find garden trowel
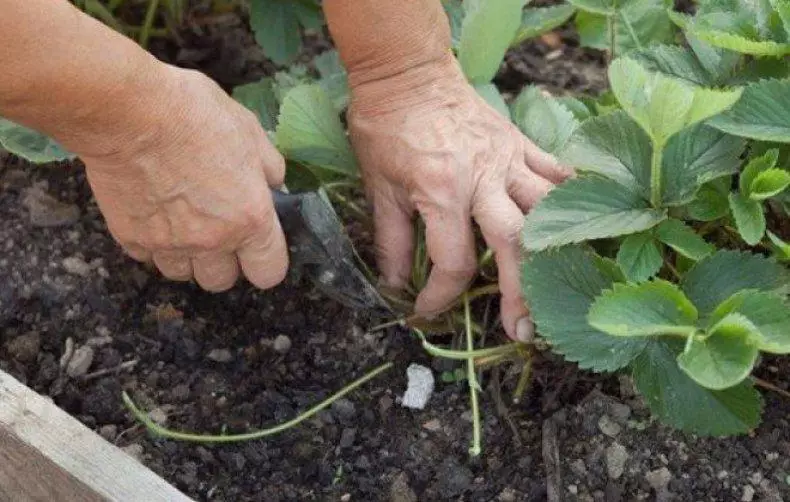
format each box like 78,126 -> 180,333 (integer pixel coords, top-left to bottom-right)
271,188 -> 391,313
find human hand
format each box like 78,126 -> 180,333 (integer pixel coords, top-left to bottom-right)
79,66 -> 289,292
347,56 -> 571,342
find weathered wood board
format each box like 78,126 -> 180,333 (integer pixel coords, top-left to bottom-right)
0,369 -> 193,502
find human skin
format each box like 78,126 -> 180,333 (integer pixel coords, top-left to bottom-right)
0,0 -> 568,341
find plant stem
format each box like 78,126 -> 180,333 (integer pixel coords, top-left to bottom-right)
620,11 -> 642,51
122,362 -> 393,443
650,143 -> 664,208
415,329 -> 519,361
464,293 -> 482,457
512,354 -> 533,404
139,0 -> 161,48
753,376 -> 790,400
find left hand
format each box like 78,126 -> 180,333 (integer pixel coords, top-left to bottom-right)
346,55 -> 572,342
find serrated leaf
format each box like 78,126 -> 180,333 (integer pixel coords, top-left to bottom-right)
291,0 -> 324,30
512,87 -> 578,154
616,232 -> 663,282
681,249 -> 790,316
521,176 -> 666,251
750,169 -> 790,199
677,313 -> 760,390
609,57 -> 743,145
655,219 -> 715,260
662,124 -> 745,205
670,11 -> 790,56
521,245 -> 649,371
511,5 -> 577,46
588,279 -> 699,337
474,83 -> 511,119
686,177 -> 732,221
232,78 -> 280,131
557,97 -> 594,121
575,2 -> 676,55
458,0 -> 527,83
708,79 -> 790,142
275,85 -> 359,179
709,290 -> 790,353
249,0 -> 303,65
629,43 -> 740,86
314,50 -> 350,112
728,192 -> 766,245
632,339 -> 762,436
740,148 -> 779,196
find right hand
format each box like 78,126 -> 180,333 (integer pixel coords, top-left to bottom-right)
79,66 -> 289,292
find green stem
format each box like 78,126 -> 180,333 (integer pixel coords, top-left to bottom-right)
650,143 -> 664,208
122,362 -> 393,443
512,355 -> 533,404
139,0 -> 161,48
416,329 -> 520,361
619,11 -> 642,51
464,293 -> 482,457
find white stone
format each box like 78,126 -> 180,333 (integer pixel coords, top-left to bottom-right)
400,364 -> 434,410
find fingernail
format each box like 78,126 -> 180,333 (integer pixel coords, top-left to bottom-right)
516,317 -> 534,343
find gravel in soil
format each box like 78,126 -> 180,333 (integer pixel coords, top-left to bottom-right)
4,9 -> 790,502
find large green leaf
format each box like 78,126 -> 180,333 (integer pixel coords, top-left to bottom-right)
661,124 -> 745,205
511,5 -> 577,45
560,111 -> 652,197
588,280 -> 699,337
521,175 -> 666,251
474,83 -> 511,119
681,250 -> 790,316
249,0 -> 319,65
521,245 -> 649,371
575,0 -> 676,55
632,339 -> 762,436
728,192 -> 766,245
670,10 -> 790,56
677,314 -> 760,390
609,57 -> 743,145
708,79 -> 790,142
314,50 -> 350,112
708,290 -> 790,353
511,87 -> 578,154
232,78 -> 280,131
655,219 -> 715,260
0,119 -> 75,163
686,177 -> 732,221
275,84 -> 359,179
629,42 -> 741,86
616,232 -> 663,283
751,169 -> 790,199
458,0 -> 527,83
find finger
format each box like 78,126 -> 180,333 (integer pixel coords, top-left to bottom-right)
522,137 -> 574,184
259,136 -> 286,187
192,252 -> 240,292
372,189 -> 415,289
413,200 -> 477,317
507,164 -> 554,212
472,191 -> 531,342
122,242 -> 152,263
153,251 -> 193,281
236,208 -> 289,290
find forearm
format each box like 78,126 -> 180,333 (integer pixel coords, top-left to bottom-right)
0,0 -> 175,158
323,0 -> 460,109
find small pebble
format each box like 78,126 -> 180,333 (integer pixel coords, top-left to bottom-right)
273,334 -> 292,353
401,363 -> 434,410
646,467 -> 672,492
62,256 -> 91,277
340,495 -> 351,502
6,331 -> 41,363
422,419 -> 442,432
390,472 -> 417,502
742,485 -> 755,502
568,485 -> 578,495
339,428 -> 356,448
148,408 -> 168,426
598,415 -> 622,437
207,348 -> 233,363
66,346 -> 94,378
99,424 -> 117,441
605,442 -> 628,480
497,488 -> 517,502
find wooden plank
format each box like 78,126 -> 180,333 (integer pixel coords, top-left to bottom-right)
0,369 -> 193,502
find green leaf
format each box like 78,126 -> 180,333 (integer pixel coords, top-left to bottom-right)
588,279 -> 699,337
740,148 -> 779,196
655,219 -> 715,260
473,83 -> 511,119
511,5 -> 577,46
249,0 -> 303,65
767,230 -> 790,261
314,50 -> 350,112
574,0 -> 676,55
443,0 -> 466,50
677,313 -> 760,390
275,84 -> 359,180
567,0 -> 616,15
670,11 -> 790,56
686,177 -> 732,221
662,124 -> 745,205
728,192 -> 766,245
681,249 -> 790,316
608,57 -> 743,145
708,79 -> 790,142
629,42 -> 740,87
521,175 -> 666,251
521,245 -> 649,371
557,97 -> 594,121
750,169 -> 790,200
632,339 -> 762,436
458,0 -> 527,83
560,111 -> 652,197
512,87 -> 578,155
232,78 -> 280,131
616,232 -> 663,282
0,119 -> 75,163
709,290 -> 790,353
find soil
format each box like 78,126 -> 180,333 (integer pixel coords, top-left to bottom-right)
3,6 -> 790,502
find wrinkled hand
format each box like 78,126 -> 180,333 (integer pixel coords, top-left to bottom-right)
81,66 -> 289,292
348,57 -> 571,341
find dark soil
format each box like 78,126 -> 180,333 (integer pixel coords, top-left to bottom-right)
3,7 -> 790,502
